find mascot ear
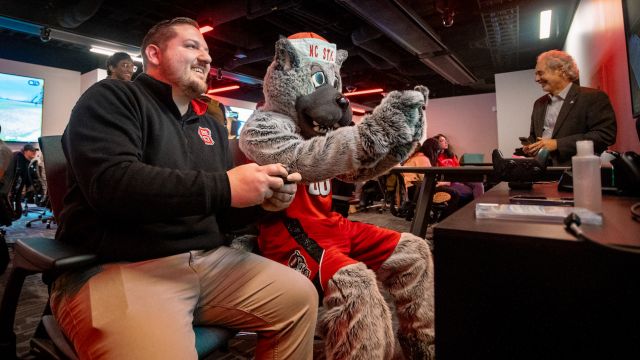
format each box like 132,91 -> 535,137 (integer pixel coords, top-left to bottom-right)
274,38 -> 301,71
336,49 -> 348,67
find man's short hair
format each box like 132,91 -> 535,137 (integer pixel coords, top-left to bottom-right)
538,50 -> 579,82
106,52 -> 133,75
22,144 -> 38,152
141,17 -> 200,69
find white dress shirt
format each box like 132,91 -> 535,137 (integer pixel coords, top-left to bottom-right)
542,83 -> 572,139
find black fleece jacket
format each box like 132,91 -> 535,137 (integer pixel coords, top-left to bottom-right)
57,74 -> 253,262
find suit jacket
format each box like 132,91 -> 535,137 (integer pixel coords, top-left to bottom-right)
529,83 -> 617,166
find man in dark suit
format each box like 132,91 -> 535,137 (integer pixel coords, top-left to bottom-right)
523,50 -> 617,166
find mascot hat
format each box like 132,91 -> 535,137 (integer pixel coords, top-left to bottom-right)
287,32 -> 337,64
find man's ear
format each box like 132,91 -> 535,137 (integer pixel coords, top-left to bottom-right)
336,50 -> 348,67
145,45 -> 161,67
274,38 -> 300,71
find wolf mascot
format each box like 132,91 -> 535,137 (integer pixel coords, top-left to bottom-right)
239,33 -> 434,359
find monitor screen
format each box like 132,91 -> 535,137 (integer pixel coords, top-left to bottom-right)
0,72 -> 44,142
226,105 -> 254,137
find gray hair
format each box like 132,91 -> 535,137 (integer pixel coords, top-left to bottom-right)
537,50 -> 579,81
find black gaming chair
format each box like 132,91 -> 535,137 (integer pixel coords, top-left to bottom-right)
0,135 -> 237,359
0,154 -> 19,274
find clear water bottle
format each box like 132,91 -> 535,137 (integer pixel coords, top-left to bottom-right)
572,140 -> 602,213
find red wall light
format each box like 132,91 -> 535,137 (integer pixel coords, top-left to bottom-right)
207,85 -> 240,94
344,88 -> 384,97
200,25 -> 214,34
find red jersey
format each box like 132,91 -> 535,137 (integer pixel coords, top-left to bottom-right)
257,180 -> 399,290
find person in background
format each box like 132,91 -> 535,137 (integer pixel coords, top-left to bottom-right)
0,125 -> 13,274
400,141 -> 430,201
199,95 -> 227,127
0,126 -> 12,180
434,133 -> 484,199
523,50 -> 616,166
434,133 -> 460,167
11,144 -> 39,216
420,137 -> 469,219
50,17 -> 317,359
106,52 -> 135,81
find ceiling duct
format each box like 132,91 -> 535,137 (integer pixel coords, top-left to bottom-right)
337,0 -> 477,85
354,49 -> 395,70
56,0 -> 104,29
224,46 -> 274,69
478,0 -> 520,69
0,15 -> 261,86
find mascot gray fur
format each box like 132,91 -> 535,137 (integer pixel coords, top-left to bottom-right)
239,33 -> 434,359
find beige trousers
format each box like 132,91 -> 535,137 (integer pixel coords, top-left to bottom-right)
50,246 -> 318,360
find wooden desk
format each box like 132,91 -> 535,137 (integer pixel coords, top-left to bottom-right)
390,166 -> 568,238
433,183 -> 640,359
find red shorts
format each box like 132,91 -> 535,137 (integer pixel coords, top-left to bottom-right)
258,214 -> 400,291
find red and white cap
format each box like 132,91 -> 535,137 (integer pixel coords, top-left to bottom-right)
287,32 -> 337,64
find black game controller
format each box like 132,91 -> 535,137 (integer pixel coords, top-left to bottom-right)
492,148 -> 549,184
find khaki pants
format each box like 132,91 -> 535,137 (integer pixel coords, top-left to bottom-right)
50,246 -> 318,359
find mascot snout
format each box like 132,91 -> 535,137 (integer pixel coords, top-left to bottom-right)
295,84 -> 352,138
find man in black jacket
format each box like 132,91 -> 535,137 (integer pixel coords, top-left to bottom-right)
50,17 -> 317,359
524,50 -> 617,166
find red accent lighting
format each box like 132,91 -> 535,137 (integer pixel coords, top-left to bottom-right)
207,85 -> 240,94
344,88 -> 384,96
352,107 -> 366,114
199,25 -> 214,34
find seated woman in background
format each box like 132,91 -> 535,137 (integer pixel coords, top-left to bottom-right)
435,133 -> 460,167
419,138 -> 469,220
396,139 -> 462,221
400,141 -> 430,201
434,133 -> 484,199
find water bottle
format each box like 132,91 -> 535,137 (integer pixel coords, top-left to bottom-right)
572,140 -> 602,213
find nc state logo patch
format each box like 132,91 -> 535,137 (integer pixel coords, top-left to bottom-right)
288,250 -> 311,278
198,126 -> 215,145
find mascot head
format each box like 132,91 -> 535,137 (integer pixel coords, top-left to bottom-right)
262,32 -> 352,139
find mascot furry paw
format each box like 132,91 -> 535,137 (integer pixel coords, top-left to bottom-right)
240,32 -> 435,360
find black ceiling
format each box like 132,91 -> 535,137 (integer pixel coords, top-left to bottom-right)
0,0 -> 578,108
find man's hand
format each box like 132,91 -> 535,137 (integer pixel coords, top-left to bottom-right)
227,163 -> 288,208
261,172 -> 302,212
523,137 -> 557,156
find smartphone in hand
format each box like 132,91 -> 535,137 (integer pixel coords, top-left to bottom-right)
519,136 -> 531,146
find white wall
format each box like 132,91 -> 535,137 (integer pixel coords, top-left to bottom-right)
495,69 -> 546,156
565,0 -> 639,153
81,68 -> 107,94
0,58 -> 81,137
425,92 -> 498,162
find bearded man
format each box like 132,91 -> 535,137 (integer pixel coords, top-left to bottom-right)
50,17 -> 317,360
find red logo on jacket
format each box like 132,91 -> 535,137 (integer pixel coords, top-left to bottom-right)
198,126 -> 215,145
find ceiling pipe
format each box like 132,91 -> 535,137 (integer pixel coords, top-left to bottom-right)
197,0 -> 301,59
198,0 -> 300,26
351,26 -> 432,76
224,46 -> 274,69
210,68 -> 263,86
337,0 -> 477,85
355,49 -> 395,70
56,0 -> 105,29
351,26 -> 405,67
